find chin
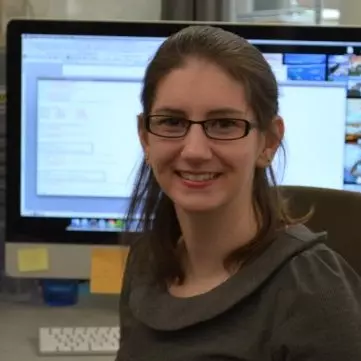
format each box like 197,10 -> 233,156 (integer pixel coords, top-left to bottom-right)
172,194 -> 225,214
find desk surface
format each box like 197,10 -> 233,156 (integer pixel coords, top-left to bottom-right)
0,295 -> 119,361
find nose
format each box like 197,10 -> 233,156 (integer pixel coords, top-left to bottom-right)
180,123 -> 212,162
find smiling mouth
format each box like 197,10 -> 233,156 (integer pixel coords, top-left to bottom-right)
176,171 -> 221,182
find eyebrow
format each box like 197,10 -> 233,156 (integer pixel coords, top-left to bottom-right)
152,107 -> 247,117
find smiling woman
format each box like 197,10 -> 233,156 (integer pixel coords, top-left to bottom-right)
128,26 -> 292,282
116,25 -> 361,361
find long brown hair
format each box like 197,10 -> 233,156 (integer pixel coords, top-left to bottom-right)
125,25 -> 301,285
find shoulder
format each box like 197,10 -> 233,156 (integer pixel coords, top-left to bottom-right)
274,225 -> 361,322
269,230 -> 361,359
271,224 -> 360,290
122,235 -> 153,295
279,228 -> 361,299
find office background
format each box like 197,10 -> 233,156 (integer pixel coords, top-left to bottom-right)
1,1 -> 361,360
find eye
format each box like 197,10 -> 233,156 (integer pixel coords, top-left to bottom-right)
149,116 -> 189,136
207,118 -> 240,129
153,116 -> 187,127
162,117 -> 183,126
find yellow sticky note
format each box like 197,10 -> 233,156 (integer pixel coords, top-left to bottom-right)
0,92 -> 6,103
17,248 -> 49,272
90,248 -> 129,294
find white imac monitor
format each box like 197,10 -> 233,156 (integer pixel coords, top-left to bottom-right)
5,20 -> 361,278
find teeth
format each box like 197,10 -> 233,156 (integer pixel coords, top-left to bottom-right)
179,172 -> 217,181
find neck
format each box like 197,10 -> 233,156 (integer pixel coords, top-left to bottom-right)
175,196 -> 258,281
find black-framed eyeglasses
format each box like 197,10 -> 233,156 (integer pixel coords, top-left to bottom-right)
145,115 -> 257,141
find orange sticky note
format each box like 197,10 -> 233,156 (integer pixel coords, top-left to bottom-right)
17,248 -> 49,272
90,247 -> 129,294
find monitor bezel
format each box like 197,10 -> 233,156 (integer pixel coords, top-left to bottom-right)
6,19 -> 360,246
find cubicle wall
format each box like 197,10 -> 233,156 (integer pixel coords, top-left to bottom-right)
160,0 -> 326,24
161,0 -> 233,22
0,49 -> 5,273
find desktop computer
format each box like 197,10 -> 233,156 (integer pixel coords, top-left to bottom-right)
5,19 -> 361,282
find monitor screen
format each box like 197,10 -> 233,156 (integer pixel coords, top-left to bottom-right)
9,22 -> 361,240
20,34 -> 166,232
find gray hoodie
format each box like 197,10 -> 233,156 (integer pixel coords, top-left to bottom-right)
116,224 -> 361,360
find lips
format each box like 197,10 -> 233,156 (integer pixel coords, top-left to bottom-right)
176,171 -> 221,182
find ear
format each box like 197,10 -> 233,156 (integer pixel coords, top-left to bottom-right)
257,116 -> 285,168
137,113 -> 150,157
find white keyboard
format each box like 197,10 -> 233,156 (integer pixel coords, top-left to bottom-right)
38,326 -> 120,356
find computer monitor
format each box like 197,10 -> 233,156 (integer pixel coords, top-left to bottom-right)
5,20 -> 361,279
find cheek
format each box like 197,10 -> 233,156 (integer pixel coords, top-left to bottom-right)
219,143 -> 259,172
150,151 -> 177,194
148,142 -> 178,173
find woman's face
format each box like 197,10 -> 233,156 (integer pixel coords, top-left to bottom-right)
139,58 -> 283,213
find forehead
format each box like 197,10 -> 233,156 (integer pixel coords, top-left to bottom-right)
151,59 -> 249,116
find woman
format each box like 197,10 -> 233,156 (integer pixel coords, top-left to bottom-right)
116,25 -> 361,360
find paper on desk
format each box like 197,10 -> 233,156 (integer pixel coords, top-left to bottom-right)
90,247 -> 129,294
17,248 -> 49,272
